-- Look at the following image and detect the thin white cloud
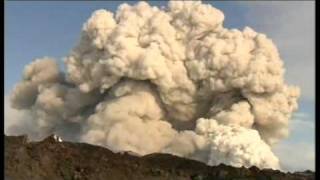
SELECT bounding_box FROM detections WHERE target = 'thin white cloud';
[274,116,315,172]
[292,112,309,119]
[290,118,315,131]
[274,141,315,172]
[290,112,314,131]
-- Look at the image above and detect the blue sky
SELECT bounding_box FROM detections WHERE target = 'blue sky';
[5,1,315,171]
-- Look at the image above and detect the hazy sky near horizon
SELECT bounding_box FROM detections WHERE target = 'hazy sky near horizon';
[5,1,315,171]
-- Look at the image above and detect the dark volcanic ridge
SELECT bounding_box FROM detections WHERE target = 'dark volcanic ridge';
[5,135,314,180]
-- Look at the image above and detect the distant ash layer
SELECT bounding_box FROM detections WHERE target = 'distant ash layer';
[9,1,299,170]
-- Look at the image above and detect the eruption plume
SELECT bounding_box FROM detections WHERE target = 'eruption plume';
[8,1,300,170]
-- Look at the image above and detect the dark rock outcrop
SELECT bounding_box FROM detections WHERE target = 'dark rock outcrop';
[5,135,315,180]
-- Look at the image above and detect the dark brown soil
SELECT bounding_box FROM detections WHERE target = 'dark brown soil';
[5,135,315,180]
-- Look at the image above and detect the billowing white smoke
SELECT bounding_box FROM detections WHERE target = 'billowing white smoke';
[8,1,300,170]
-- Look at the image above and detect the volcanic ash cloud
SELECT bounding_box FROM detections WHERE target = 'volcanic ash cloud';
[8,1,300,170]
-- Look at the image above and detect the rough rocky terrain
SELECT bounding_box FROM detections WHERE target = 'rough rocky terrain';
[5,135,315,180]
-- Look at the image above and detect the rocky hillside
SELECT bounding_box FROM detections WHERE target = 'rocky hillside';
[5,135,315,180]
